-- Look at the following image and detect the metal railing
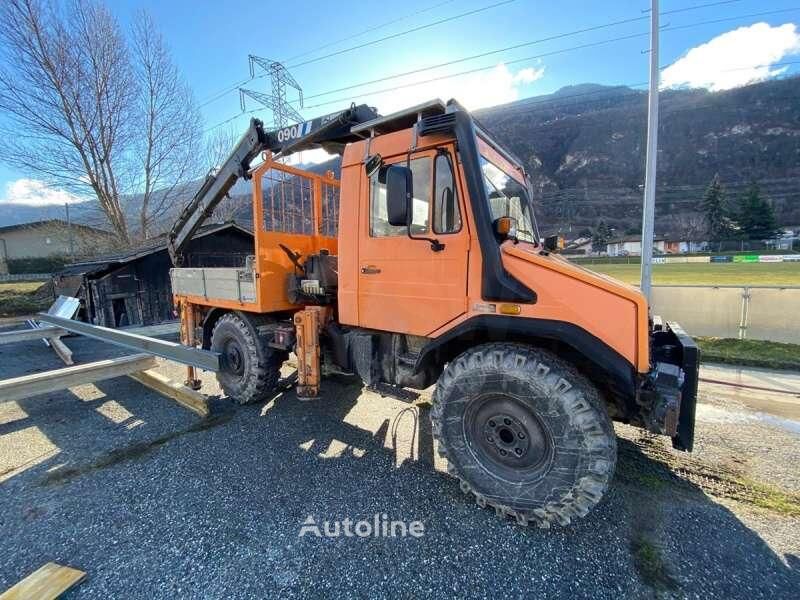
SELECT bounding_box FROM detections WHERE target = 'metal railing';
[0,272,52,282]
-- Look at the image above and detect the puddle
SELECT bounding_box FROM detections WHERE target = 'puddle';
[696,403,800,436]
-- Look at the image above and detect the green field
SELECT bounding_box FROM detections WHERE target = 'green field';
[584,262,800,286]
[697,337,800,371]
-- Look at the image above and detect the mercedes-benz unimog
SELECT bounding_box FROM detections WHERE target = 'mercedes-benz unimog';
[166,99,698,527]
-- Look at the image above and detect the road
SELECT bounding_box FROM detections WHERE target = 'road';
[1,334,798,598]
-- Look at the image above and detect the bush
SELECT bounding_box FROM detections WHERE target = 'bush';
[7,256,69,274]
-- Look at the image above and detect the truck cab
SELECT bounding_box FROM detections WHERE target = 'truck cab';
[169,98,699,527]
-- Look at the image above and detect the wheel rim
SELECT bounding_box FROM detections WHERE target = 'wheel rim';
[222,338,246,378]
[464,393,554,481]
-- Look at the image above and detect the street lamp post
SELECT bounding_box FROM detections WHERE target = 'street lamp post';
[640,0,660,302]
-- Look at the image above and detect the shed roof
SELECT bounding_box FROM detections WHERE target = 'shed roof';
[56,221,252,276]
[0,219,112,236]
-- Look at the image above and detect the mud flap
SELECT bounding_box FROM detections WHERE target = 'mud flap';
[661,322,699,451]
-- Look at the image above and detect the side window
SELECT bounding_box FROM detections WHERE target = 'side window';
[433,152,461,234]
[370,157,432,237]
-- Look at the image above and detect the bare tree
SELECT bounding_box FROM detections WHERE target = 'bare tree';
[666,212,706,241]
[130,10,201,239]
[0,0,133,241]
[0,0,202,245]
[203,126,251,223]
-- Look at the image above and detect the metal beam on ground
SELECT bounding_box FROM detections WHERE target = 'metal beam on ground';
[0,327,66,345]
[0,354,157,403]
[35,313,220,372]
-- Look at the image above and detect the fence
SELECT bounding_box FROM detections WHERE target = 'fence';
[650,285,800,344]
[572,253,800,265]
[0,273,52,282]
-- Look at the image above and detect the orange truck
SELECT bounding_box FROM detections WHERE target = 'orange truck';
[165,99,699,527]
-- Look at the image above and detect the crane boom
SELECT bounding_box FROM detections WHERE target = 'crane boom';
[167,104,379,266]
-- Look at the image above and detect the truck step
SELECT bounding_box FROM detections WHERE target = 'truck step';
[397,352,420,367]
[368,382,420,403]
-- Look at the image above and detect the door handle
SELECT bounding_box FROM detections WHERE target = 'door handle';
[361,265,381,275]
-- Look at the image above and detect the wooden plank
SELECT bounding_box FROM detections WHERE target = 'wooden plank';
[0,327,66,345]
[49,338,74,366]
[128,369,209,417]
[0,354,157,403]
[0,562,86,600]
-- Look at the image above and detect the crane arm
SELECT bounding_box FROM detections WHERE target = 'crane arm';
[167,104,379,266]
[168,119,267,266]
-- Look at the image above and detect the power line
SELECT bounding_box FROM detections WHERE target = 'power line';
[299,7,800,111]
[203,63,798,136]
[300,0,748,102]
[199,0,752,116]
[197,0,513,109]
[287,0,519,69]
[282,0,458,63]
[202,4,798,133]
[199,0,459,108]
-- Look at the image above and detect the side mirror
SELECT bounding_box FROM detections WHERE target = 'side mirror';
[493,216,518,240]
[543,235,565,252]
[385,165,412,227]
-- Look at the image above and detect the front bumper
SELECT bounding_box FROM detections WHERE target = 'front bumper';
[646,320,700,451]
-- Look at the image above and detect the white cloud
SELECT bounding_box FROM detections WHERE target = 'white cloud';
[288,147,338,167]
[1,178,85,206]
[513,67,543,84]
[662,22,800,91]
[357,62,545,114]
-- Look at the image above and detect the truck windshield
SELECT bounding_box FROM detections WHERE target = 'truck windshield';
[480,156,536,243]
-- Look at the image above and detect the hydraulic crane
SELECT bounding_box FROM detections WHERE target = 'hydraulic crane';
[167,104,378,266]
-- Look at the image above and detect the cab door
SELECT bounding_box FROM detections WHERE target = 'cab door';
[357,147,469,336]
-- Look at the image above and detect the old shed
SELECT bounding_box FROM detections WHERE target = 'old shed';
[53,222,253,327]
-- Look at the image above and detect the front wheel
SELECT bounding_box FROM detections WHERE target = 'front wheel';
[431,343,617,527]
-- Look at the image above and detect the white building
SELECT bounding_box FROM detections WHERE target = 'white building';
[606,236,667,257]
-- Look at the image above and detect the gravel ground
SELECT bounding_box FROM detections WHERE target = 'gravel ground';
[1,334,799,599]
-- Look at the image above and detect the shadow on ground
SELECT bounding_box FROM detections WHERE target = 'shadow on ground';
[0,338,798,598]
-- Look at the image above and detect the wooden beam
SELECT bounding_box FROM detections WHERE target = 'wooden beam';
[0,562,86,600]
[128,369,209,417]
[49,337,74,366]
[0,354,157,403]
[0,327,66,345]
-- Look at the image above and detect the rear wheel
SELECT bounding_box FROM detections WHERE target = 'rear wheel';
[431,343,617,527]
[210,312,284,404]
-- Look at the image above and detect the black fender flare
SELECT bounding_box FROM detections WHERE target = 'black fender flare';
[200,307,230,349]
[415,315,638,409]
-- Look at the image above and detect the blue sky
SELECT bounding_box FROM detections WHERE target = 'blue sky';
[1,0,799,204]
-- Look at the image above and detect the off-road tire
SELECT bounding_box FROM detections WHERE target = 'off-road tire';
[211,312,285,405]
[431,342,617,527]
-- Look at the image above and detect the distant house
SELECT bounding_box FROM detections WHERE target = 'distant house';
[53,222,253,327]
[606,235,667,257]
[0,219,115,273]
[663,240,709,254]
[765,229,799,251]
[564,236,593,255]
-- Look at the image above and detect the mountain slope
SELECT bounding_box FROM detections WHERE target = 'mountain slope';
[475,77,800,235]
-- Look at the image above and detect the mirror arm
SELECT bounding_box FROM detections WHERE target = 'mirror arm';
[406,227,445,252]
